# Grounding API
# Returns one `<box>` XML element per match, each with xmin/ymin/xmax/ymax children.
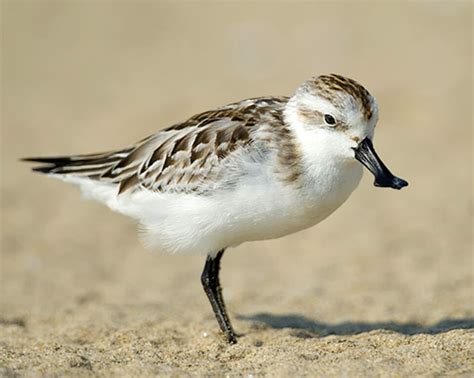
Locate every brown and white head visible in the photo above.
<box><xmin>285</xmin><ymin>74</ymin><xmax>407</xmax><ymax>190</ymax></box>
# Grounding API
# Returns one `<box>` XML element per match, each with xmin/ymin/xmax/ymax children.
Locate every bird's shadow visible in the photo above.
<box><xmin>237</xmin><ymin>313</ymin><xmax>474</xmax><ymax>338</ymax></box>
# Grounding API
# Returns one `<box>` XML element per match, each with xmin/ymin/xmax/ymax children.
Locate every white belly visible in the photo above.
<box><xmin>117</xmin><ymin>160</ymin><xmax>363</xmax><ymax>256</ymax></box>
<box><xmin>65</xmin><ymin>151</ymin><xmax>363</xmax><ymax>257</ymax></box>
<box><xmin>211</xmin><ymin>161</ymin><xmax>363</xmax><ymax>246</ymax></box>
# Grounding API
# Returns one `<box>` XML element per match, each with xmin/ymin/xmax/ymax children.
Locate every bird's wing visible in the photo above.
<box><xmin>24</xmin><ymin>97</ymin><xmax>289</xmax><ymax>194</ymax></box>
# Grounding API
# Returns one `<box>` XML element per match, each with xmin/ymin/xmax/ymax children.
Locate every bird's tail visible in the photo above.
<box><xmin>22</xmin><ymin>149</ymin><xmax>133</xmax><ymax>178</ymax></box>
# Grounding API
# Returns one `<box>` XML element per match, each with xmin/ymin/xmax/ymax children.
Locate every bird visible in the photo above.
<box><xmin>23</xmin><ymin>73</ymin><xmax>408</xmax><ymax>344</ymax></box>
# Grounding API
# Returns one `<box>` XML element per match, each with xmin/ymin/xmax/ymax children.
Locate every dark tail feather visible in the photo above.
<box><xmin>22</xmin><ymin>156</ymin><xmax>77</xmax><ymax>174</ymax></box>
<box><xmin>21</xmin><ymin>151</ymin><xmax>130</xmax><ymax>176</ymax></box>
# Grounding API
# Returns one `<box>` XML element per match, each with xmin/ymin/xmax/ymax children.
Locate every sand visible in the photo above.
<box><xmin>1</xmin><ymin>2</ymin><xmax>473</xmax><ymax>376</ymax></box>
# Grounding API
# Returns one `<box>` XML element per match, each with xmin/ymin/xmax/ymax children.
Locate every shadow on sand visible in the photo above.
<box><xmin>237</xmin><ymin>313</ymin><xmax>474</xmax><ymax>338</ymax></box>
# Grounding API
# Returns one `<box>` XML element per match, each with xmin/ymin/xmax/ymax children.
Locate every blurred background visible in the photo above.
<box><xmin>1</xmin><ymin>1</ymin><xmax>472</xmax><ymax>375</ymax></box>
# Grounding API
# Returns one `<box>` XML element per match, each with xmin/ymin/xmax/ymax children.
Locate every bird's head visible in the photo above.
<box><xmin>285</xmin><ymin>74</ymin><xmax>408</xmax><ymax>190</ymax></box>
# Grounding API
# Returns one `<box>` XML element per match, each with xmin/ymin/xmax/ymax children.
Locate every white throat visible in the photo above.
<box><xmin>284</xmin><ymin>98</ymin><xmax>364</xmax><ymax>208</ymax></box>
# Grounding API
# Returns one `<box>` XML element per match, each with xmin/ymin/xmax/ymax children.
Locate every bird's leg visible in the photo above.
<box><xmin>212</xmin><ymin>250</ymin><xmax>234</xmax><ymax>335</ymax></box>
<box><xmin>201</xmin><ymin>249</ymin><xmax>237</xmax><ymax>344</ymax></box>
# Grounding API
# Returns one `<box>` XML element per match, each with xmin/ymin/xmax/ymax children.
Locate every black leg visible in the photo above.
<box><xmin>201</xmin><ymin>249</ymin><xmax>237</xmax><ymax>344</ymax></box>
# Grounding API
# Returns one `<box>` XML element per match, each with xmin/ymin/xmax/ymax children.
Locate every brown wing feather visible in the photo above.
<box><xmin>25</xmin><ymin>96</ymin><xmax>290</xmax><ymax>194</ymax></box>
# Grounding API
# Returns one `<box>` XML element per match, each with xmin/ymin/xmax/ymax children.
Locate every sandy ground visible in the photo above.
<box><xmin>1</xmin><ymin>2</ymin><xmax>473</xmax><ymax>376</ymax></box>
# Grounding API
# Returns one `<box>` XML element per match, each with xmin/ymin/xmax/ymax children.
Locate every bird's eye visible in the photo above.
<box><xmin>324</xmin><ymin>114</ymin><xmax>336</xmax><ymax>125</ymax></box>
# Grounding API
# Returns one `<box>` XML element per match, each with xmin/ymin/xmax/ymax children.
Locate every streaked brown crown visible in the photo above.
<box><xmin>301</xmin><ymin>74</ymin><xmax>374</xmax><ymax>119</ymax></box>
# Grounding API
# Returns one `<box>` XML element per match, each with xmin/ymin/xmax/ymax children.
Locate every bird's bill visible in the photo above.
<box><xmin>353</xmin><ymin>138</ymin><xmax>408</xmax><ymax>190</ymax></box>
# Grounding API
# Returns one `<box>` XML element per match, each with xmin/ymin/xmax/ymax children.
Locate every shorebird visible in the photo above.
<box><xmin>24</xmin><ymin>74</ymin><xmax>408</xmax><ymax>344</ymax></box>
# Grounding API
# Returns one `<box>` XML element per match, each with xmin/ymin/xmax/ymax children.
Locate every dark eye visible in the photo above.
<box><xmin>324</xmin><ymin>114</ymin><xmax>336</xmax><ymax>125</ymax></box>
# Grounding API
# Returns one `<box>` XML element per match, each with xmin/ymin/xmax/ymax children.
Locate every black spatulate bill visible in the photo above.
<box><xmin>353</xmin><ymin>138</ymin><xmax>408</xmax><ymax>190</ymax></box>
